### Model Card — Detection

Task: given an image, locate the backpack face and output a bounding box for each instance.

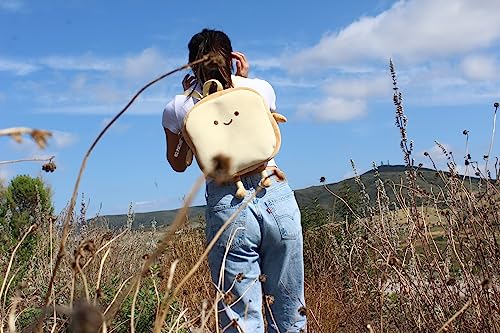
[183,86,281,178]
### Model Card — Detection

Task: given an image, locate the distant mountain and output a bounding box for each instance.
[89,165,481,230]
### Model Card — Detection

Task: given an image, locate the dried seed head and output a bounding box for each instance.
[423,151,429,156]
[230,319,239,328]
[298,306,307,316]
[481,279,491,289]
[265,295,275,305]
[494,102,499,108]
[463,129,469,135]
[223,291,235,305]
[235,272,245,282]
[42,160,57,173]
[69,300,103,333]
[101,231,113,242]
[211,154,232,184]
[319,176,326,183]
[258,274,267,283]
[388,256,397,266]
[30,129,52,149]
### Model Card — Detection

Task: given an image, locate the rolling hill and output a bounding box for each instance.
[89,165,481,230]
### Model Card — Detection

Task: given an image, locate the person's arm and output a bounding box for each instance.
[164,127,191,173]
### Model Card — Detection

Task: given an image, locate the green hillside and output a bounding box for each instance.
[90,165,481,229]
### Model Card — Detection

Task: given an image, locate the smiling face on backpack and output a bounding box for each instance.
[212,110,240,127]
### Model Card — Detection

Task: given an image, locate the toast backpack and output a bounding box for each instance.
[182,79,287,198]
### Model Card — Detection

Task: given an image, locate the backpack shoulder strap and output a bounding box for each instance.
[202,79,224,97]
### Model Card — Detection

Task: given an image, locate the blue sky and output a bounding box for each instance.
[1,0,499,216]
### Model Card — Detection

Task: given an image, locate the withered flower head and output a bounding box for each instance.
[30,129,52,149]
[265,295,275,305]
[298,306,307,316]
[223,291,236,305]
[494,102,499,108]
[446,278,456,286]
[42,160,57,173]
[481,278,491,290]
[235,272,245,282]
[319,176,326,183]
[211,154,232,184]
[258,274,267,283]
[69,299,103,333]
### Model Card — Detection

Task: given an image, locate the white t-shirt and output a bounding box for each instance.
[162,75,278,167]
[162,75,276,133]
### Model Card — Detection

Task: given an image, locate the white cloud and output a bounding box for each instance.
[324,75,392,99]
[250,57,281,71]
[41,54,118,72]
[461,55,499,81]
[51,131,78,149]
[420,143,454,163]
[297,97,366,122]
[122,48,171,80]
[287,0,500,72]
[0,0,23,11]
[0,58,38,75]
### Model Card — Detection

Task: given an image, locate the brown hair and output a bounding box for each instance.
[188,29,233,90]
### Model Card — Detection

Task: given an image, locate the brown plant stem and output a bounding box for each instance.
[41,54,215,312]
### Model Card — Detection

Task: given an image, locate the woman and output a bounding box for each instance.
[162,28,306,333]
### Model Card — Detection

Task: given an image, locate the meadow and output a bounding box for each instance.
[0,60,498,332]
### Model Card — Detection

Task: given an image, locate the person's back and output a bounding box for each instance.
[161,28,306,333]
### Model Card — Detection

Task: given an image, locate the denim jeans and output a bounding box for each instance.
[205,171,307,333]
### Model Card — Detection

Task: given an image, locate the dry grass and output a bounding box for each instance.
[0,60,499,332]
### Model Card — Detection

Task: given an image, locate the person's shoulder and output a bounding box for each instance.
[233,76,275,99]
[165,94,193,110]
[234,76,273,89]
[233,76,276,110]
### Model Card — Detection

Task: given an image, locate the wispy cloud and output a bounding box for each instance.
[0,58,38,75]
[460,55,499,81]
[297,97,367,122]
[40,54,119,72]
[0,0,23,11]
[420,143,454,163]
[287,0,500,72]
[52,131,78,149]
[324,75,392,99]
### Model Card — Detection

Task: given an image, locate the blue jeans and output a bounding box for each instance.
[205,171,307,333]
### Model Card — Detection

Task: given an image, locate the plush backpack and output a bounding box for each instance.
[181,79,287,198]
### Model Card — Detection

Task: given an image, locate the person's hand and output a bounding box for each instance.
[232,51,249,78]
[182,74,196,91]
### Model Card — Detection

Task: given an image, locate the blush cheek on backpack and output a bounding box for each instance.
[181,79,287,199]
